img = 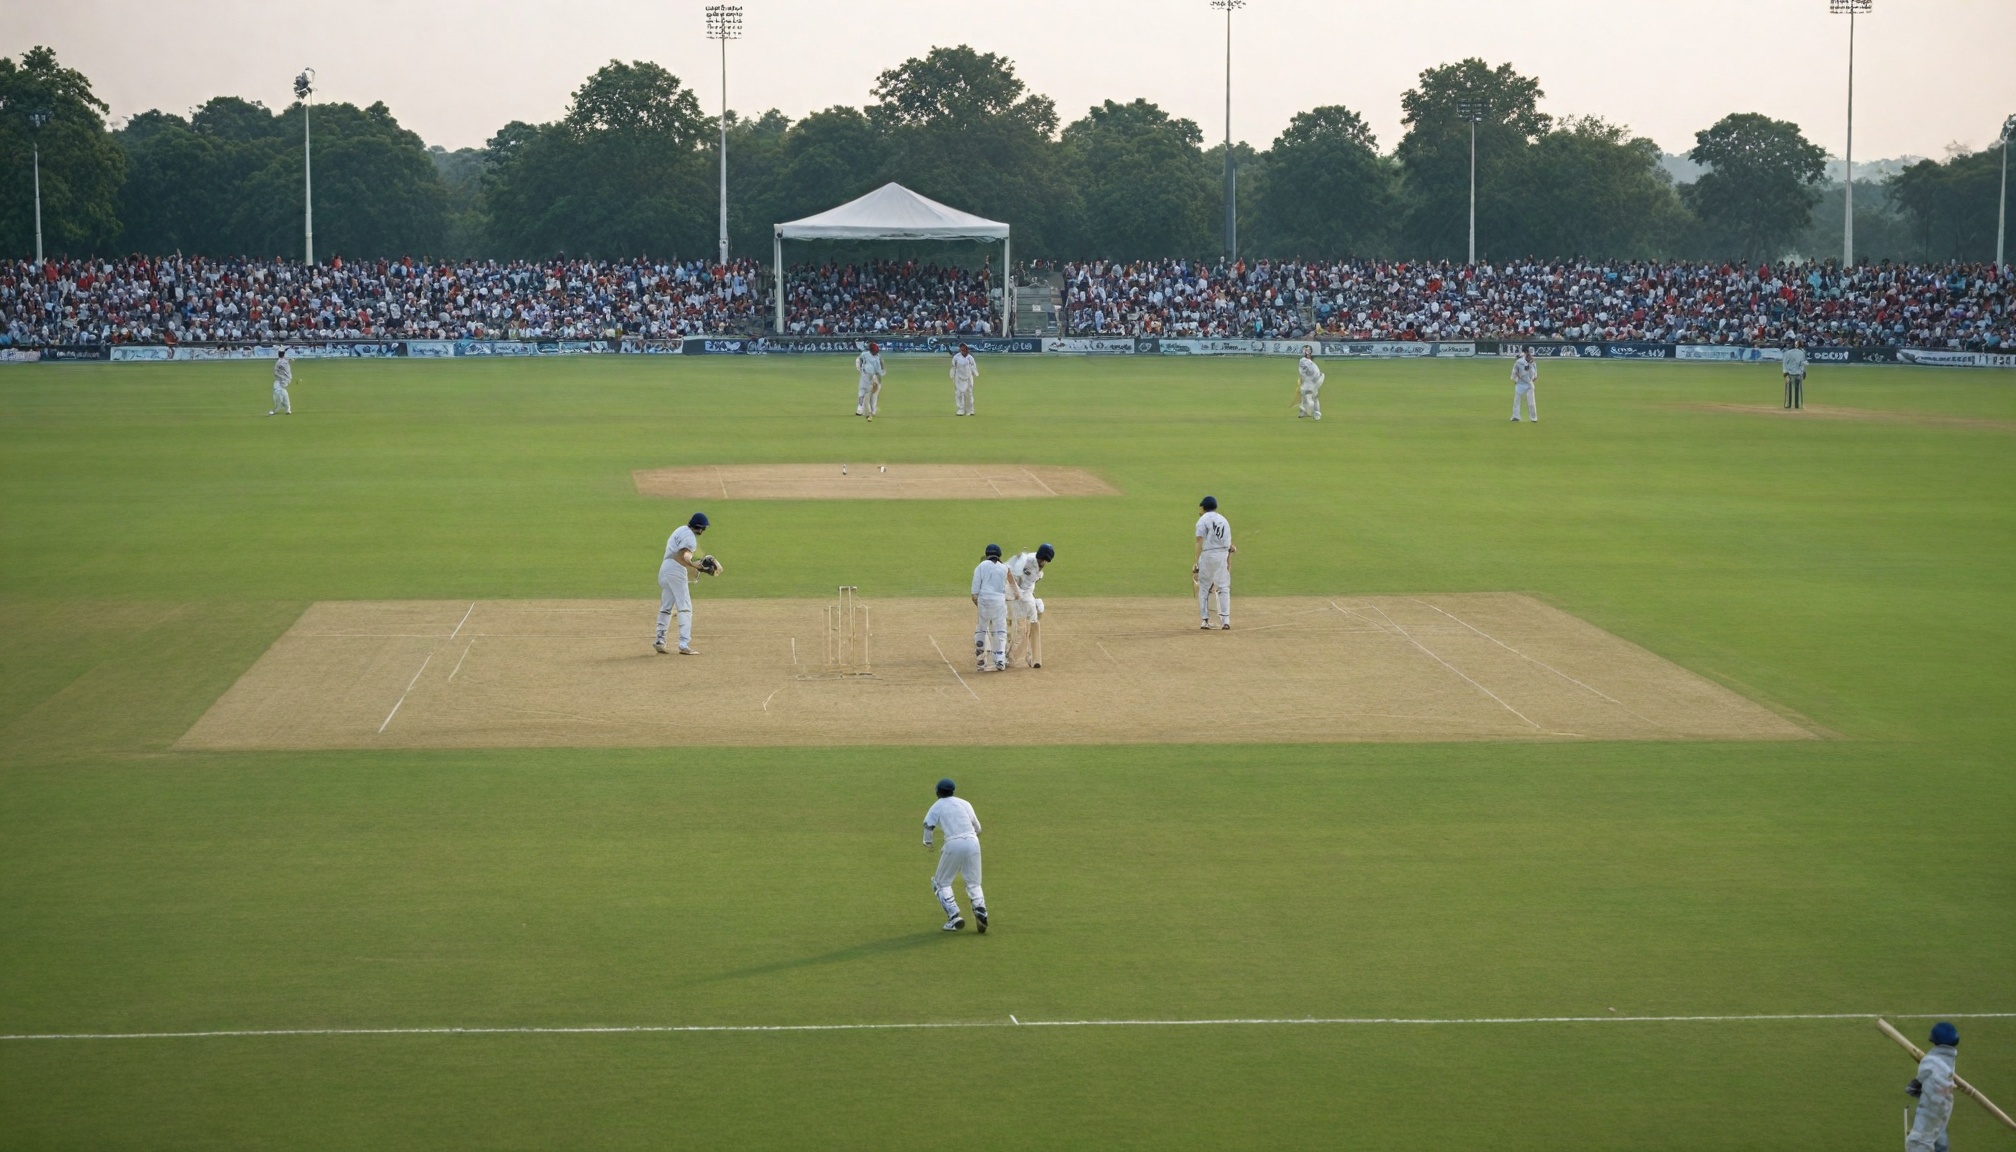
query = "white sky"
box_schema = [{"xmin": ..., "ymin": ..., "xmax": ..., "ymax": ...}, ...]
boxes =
[{"xmin": 11, "ymin": 0, "xmax": 2014, "ymax": 162}]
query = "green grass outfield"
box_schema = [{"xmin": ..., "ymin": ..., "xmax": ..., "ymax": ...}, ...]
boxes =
[{"xmin": 1, "ymin": 353, "xmax": 2011, "ymax": 1150}]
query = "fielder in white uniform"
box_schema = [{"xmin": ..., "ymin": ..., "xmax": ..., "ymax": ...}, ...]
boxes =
[
  {"xmin": 268, "ymin": 348, "xmax": 293, "ymax": 415},
  {"xmin": 922, "ymin": 778, "xmax": 985, "ymax": 932},
  {"xmin": 1295, "ymin": 346, "xmax": 1324, "ymax": 420},
  {"xmin": 1194, "ymin": 496, "xmax": 1234, "ymax": 629},
  {"xmin": 1005, "ymin": 543, "xmax": 1054, "ymax": 668},
  {"xmin": 1905, "ymin": 1022, "xmax": 1959, "ymax": 1152},
  {"xmin": 654, "ymin": 512, "xmax": 716, "ymax": 655},
  {"xmin": 1511, "ymin": 349, "xmax": 1538, "ymax": 422},
  {"xmin": 972, "ymin": 543, "xmax": 1010, "ymax": 671},
  {"xmin": 949, "ymin": 344, "xmax": 979, "ymax": 415},
  {"xmin": 855, "ymin": 342, "xmax": 886, "ymax": 420}
]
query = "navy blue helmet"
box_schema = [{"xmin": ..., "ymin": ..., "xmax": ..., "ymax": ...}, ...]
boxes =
[
  {"xmin": 1931, "ymin": 1022, "xmax": 1959, "ymax": 1047},
  {"xmin": 936, "ymin": 778, "xmax": 956, "ymax": 797},
  {"xmin": 688, "ymin": 512, "xmax": 710, "ymax": 530},
  {"xmin": 1199, "ymin": 495, "xmax": 1218, "ymax": 511},
  {"xmin": 1036, "ymin": 543, "xmax": 1055, "ymax": 563},
  {"xmin": 985, "ymin": 544, "xmax": 1002, "ymax": 559}
]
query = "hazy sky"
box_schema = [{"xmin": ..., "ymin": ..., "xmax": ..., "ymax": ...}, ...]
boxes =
[{"xmin": 11, "ymin": 0, "xmax": 2015, "ymax": 162}]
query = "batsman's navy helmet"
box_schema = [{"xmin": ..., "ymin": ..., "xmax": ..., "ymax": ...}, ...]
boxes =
[
  {"xmin": 688, "ymin": 512, "xmax": 710, "ymax": 529},
  {"xmin": 985, "ymin": 543, "xmax": 1002, "ymax": 558},
  {"xmin": 1200, "ymin": 495, "xmax": 1218, "ymax": 511},
  {"xmin": 1931, "ymin": 1022, "xmax": 1960, "ymax": 1046},
  {"xmin": 936, "ymin": 778, "xmax": 956, "ymax": 797},
  {"xmin": 1036, "ymin": 543, "xmax": 1055, "ymax": 562}
]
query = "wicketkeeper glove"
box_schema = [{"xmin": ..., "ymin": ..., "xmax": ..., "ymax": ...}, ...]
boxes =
[
  {"xmin": 698, "ymin": 554, "xmax": 721, "ymax": 575},
  {"xmin": 1906, "ymin": 1078, "xmax": 1923, "ymax": 1098}
]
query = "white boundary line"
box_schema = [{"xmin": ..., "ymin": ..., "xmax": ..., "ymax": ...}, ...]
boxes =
[{"xmin": 6, "ymin": 1012, "xmax": 2010, "ymax": 1042}]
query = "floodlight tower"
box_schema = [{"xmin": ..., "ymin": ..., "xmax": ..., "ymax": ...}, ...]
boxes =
[
  {"xmin": 1998, "ymin": 114, "xmax": 2015, "ymax": 273},
  {"xmin": 1211, "ymin": 0, "xmax": 1244, "ymax": 262},
  {"xmin": 295, "ymin": 68, "xmax": 315, "ymax": 265},
  {"xmin": 705, "ymin": 5, "xmax": 742, "ymax": 266},
  {"xmin": 27, "ymin": 107, "xmax": 51, "ymax": 267},
  {"xmin": 1830, "ymin": 0, "xmax": 1871, "ymax": 268},
  {"xmin": 1456, "ymin": 96, "xmax": 1489, "ymax": 266}
]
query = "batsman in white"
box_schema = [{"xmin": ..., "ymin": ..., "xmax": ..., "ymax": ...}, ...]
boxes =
[
  {"xmin": 654, "ymin": 511, "xmax": 720, "ymax": 655},
  {"xmin": 1295, "ymin": 345, "xmax": 1324, "ymax": 420},
  {"xmin": 922, "ymin": 777, "xmax": 986, "ymax": 932},
  {"xmin": 1511, "ymin": 349, "xmax": 1538, "ymax": 422},
  {"xmin": 855, "ymin": 341, "xmax": 886, "ymax": 421},
  {"xmin": 1005, "ymin": 543, "xmax": 1055, "ymax": 668},
  {"xmin": 1904, "ymin": 1022, "xmax": 1959, "ymax": 1152},
  {"xmin": 267, "ymin": 347, "xmax": 293, "ymax": 415},
  {"xmin": 949, "ymin": 342, "xmax": 979, "ymax": 415},
  {"xmin": 1193, "ymin": 495, "xmax": 1235, "ymax": 630},
  {"xmin": 971, "ymin": 543, "xmax": 1010, "ymax": 672}
]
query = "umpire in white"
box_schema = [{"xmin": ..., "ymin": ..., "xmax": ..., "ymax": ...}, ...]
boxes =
[
  {"xmin": 1782, "ymin": 341, "xmax": 1807, "ymax": 410},
  {"xmin": 923, "ymin": 777, "xmax": 986, "ymax": 932}
]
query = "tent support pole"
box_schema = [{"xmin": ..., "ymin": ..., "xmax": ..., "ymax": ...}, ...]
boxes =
[
  {"xmin": 773, "ymin": 231, "xmax": 784, "ymax": 334},
  {"xmin": 1002, "ymin": 234, "xmax": 1012, "ymax": 337}
]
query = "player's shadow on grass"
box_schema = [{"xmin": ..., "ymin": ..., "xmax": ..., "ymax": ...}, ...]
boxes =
[{"xmin": 689, "ymin": 932, "xmax": 946, "ymax": 986}]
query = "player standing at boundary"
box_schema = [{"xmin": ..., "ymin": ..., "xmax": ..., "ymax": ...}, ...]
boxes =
[
  {"xmin": 1006, "ymin": 543, "xmax": 1054, "ymax": 668},
  {"xmin": 1295, "ymin": 346, "xmax": 1324, "ymax": 419},
  {"xmin": 1194, "ymin": 496, "xmax": 1234, "ymax": 630},
  {"xmin": 950, "ymin": 343, "xmax": 979, "ymax": 416},
  {"xmin": 855, "ymin": 341, "xmax": 886, "ymax": 421},
  {"xmin": 268, "ymin": 347, "xmax": 293, "ymax": 415},
  {"xmin": 972, "ymin": 543, "xmax": 1010, "ymax": 671},
  {"xmin": 1904, "ymin": 1022, "xmax": 1959, "ymax": 1152},
  {"xmin": 923, "ymin": 777, "xmax": 986, "ymax": 933},
  {"xmin": 654, "ymin": 512, "xmax": 718, "ymax": 655},
  {"xmin": 1511, "ymin": 349, "xmax": 1538, "ymax": 422},
  {"xmin": 1782, "ymin": 341, "xmax": 1807, "ymax": 410}
]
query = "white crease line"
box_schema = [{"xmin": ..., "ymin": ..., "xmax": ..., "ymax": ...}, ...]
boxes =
[
  {"xmin": 1409, "ymin": 599, "xmax": 1666, "ymax": 729},
  {"xmin": 1346, "ymin": 602, "xmax": 1543, "ymax": 732},
  {"xmin": 762, "ymin": 689, "xmax": 780, "ymax": 712},
  {"xmin": 7, "ymin": 1012, "xmax": 2010, "ymax": 1042},
  {"xmin": 376, "ymin": 651, "xmax": 436, "ymax": 734},
  {"xmin": 447, "ymin": 638, "xmax": 477, "ymax": 682},
  {"xmin": 1095, "ymin": 642, "xmax": 1121, "ymax": 665},
  {"xmin": 926, "ymin": 634, "xmax": 982, "ymax": 702},
  {"xmin": 447, "ymin": 601, "xmax": 477, "ymax": 639}
]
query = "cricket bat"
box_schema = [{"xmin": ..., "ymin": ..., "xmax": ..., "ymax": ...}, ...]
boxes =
[{"xmin": 1876, "ymin": 1018, "xmax": 2016, "ymax": 1130}]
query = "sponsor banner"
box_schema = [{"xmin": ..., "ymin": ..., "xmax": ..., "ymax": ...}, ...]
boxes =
[
  {"xmin": 1319, "ymin": 341, "xmax": 1435, "ymax": 358},
  {"xmin": 684, "ymin": 337, "xmax": 752, "ymax": 355},
  {"xmin": 288, "ymin": 342, "xmax": 403, "ymax": 359},
  {"xmin": 1601, "ymin": 342, "xmax": 1672, "ymax": 360},
  {"xmin": 619, "ymin": 338, "xmax": 686, "ymax": 355},
  {"xmin": 1849, "ymin": 346, "xmax": 1900, "ymax": 364},
  {"xmin": 1434, "ymin": 342, "xmax": 1477, "ymax": 358},
  {"xmin": 40, "ymin": 346, "xmax": 109, "ymax": 362},
  {"xmin": 0, "ymin": 349, "xmax": 42, "ymax": 363},
  {"xmin": 109, "ymin": 345, "xmax": 175, "ymax": 362},
  {"xmin": 1676, "ymin": 344, "xmax": 1784, "ymax": 362},
  {"xmin": 1159, "ymin": 338, "xmax": 1267, "ymax": 355},
  {"xmin": 1898, "ymin": 347, "xmax": 2016, "ymax": 369},
  {"xmin": 457, "ymin": 340, "xmax": 540, "ymax": 357},
  {"xmin": 1803, "ymin": 346, "xmax": 1854, "ymax": 364},
  {"xmin": 1043, "ymin": 337, "xmax": 1137, "ymax": 355},
  {"xmin": 750, "ymin": 336, "xmax": 1039, "ymax": 355},
  {"xmin": 406, "ymin": 340, "xmax": 456, "ymax": 358}
]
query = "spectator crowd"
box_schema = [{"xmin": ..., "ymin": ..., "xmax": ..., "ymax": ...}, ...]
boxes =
[
  {"xmin": 1061, "ymin": 258, "xmax": 2015, "ymax": 349},
  {"xmin": 3, "ymin": 253, "xmax": 2010, "ymax": 351}
]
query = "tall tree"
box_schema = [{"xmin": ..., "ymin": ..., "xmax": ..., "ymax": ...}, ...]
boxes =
[
  {"xmin": 1060, "ymin": 99, "xmax": 1214, "ymax": 259},
  {"xmin": 724, "ymin": 109, "xmax": 791, "ymax": 258},
  {"xmin": 1681, "ymin": 112, "xmax": 1826, "ymax": 261},
  {"xmin": 1888, "ymin": 145, "xmax": 2005, "ymax": 261},
  {"xmin": 1496, "ymin": 118, "xmax": 1686, "ymax": 259},
  {"xmin": 1396, "ymin": 58, "xmax": 1550, "ymax": 260},
  {"xmin": 484, "ymin": 60, "xmax": 712, "ymax": 258},
  {"xmin": 1249, "ymin": 104, "xmax": 1395, "ymax": 258},
  {"xmin": 0, "ymin": 46, "xmax": 125, "ymax": 256}
]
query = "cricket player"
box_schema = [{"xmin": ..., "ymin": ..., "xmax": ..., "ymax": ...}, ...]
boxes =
[
  {"xmin": 950, "ymin": 343, "xmax": 979, "ymax": 415},
  {"xmin": 654, "ymin": 512, "xmax": 719, "ymax": 655},
  {"xmin": 1194, "ymin": 496, "xmax": 1234, "ymax": 629},
  {"xmin": 268, "ymin": 347, "xmax": 293, "ymax": 415},
  {"xmin": 1905, "ymin": 1022, "xmax": 1959, "ymax": 1152},
  {"xmin": 972, "ymin": 543, "xmax": 1010, "ymax": 671},
  {"xmin": 1511, "ymin": 349, "xmax": 1538, "ymax": 422},
  {"xmin": 1005, "ymin": 543, "xmax": 1055, "ymax": 668},
  {"xmin": 1295, "ymin": 346, "xmax": 1324, "ymax": 419},
  {"xmin": 922, "ymin": 777, "xmax": 986, "ymax": 932},
  {"xmin": 1782, "ymin": 341, "xmax": 1807, "ymax": 410},
  {"xmin": 855, "ymin": 341, "xmax": 886, "ymax": 421}
]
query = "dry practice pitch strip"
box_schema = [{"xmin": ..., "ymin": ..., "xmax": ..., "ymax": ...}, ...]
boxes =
[
  {"xmin": 177, "ymin": 593, "xmax": 1813, "ymax": 750},
  {"xmin": 631, "ymin": 463, "xmax": 1119, "ymax": 500}
]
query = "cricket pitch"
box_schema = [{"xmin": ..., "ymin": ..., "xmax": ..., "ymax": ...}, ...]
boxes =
[
  {"xmin": 177, "ymin": 594, "xmax": 1814, "ymax": 750},
  {"xmin": 632, "ymin": 463, "xmax": 1119, "ymax": 500}
]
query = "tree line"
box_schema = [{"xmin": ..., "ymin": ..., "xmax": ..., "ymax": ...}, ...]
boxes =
[{"xmin": 2, "ymin": 44, "xmax": 2007, "ymax": 265}]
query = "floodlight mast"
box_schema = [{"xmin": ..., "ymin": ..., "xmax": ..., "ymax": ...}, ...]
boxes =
[
  {"xmin": 27, "ymin": 107, "xmax": 51, "ymax": 267},
  {"xmin": 1212, "ymin": 0, "xmax": 1244, "ymax": 262},
  {"xmin": 1456, "ymin": 96, "xmax": 1489, "ymax": 266},
  {"xmin": 295, "ymin": 69, "xmax": 315, "ymax": 266},
  {"xmin": 705, "ymin": 5, "xmax": 742, "ymax": 266},
  {"xmin": 1830, "ymin": 0, "xmax": 1871, "ymax": 268},
  {"xmin": 1998, "ymin": 114, "xmax": 2015, "ymax": 273}
]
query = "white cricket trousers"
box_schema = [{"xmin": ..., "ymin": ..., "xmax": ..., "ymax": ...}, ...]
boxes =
[
  {"xmin": 933, "ymin": 836, "xmax": 984, "ymax": 918},
  {"xmin": 1512, "ymin": 382, "xmax": 1537, "ymax": 421},
  {"xmin": 1197, "ymin": 552, "xmax": 1230, "ymax": 625},
  {"xmin": 857, "ymin": 376, "xmax": 879, "ymax": 416},
  {"xmin": 974, "ymin": 596, "xmax": 1007, "ymax": 668},
  {"xmin": 272, "ymin": 383, "xmax": 291, "ymax": 413},
  {"xmin": 1299, "ymin": 385, "xmax": 1321, "ymax": 419},
  {"xmin": 955, "ymin": 381, "xmax": 975, "ymax": 415},
  {"xmin": 656, "ymin": 563, "xmax": 692, "ymax": 649}
]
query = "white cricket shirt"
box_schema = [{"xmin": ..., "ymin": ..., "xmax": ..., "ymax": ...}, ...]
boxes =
[
  {"xmin": 1512, "ymin": 358, "xmax": 1537, "ymax": 387},
  {"xmin": 971, "ymin": 558, "xmax": 1009, "ymax": 600},
  {"xmin": 924, "ymin": 796, "xmax": 981, "ymax": 843},
  {"xmin": 664, "ymin": 525, "xmax": 698, "ymax": 567},
  {"xmin": 856, "ymin": 351, "xmax": 885, "ymax": 382},
  {"xmin": 274, "ymin": 358, "xmax": 293, "ymax": 385},
  {"xmin": 1006, "ymin": 552, "xmax": 1042, "ymax": 597},
  {"xmin": 1297, "ymin": 357, "xmax": 1324, "ymax": 390},
  {"xmin": 1196, "ymin": 511, "xmax": 1232, "ymax": 553},
  {"xmin": 950, "ymin": 352, "xmax": 979, "ymax": 386}
]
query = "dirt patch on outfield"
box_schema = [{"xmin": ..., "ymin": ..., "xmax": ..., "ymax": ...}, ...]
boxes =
[
  {"xmin": 633, "ymin": 464, "xmax": 1120, "ymax": 500},
  {"xmin": 177, "ymin": 594, "xmax": 1813, "ymax": 750},
  {"xmin": 1684, "ymin": 404, "xmax": 2016, "ymax": 432}
]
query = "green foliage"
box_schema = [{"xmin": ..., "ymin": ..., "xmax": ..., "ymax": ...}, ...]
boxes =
[
  {"xmin": 1396, "ymin": 58, "xmax": 1550, "ymax": 260},
  {"xmin": 1248, "ymin": 105, "xmax": 1396, "ymax": 258},
  {"xmin": 430, "ymin": 145, "xmax": 491, "ymax": 258},
  {"xmin": 0, "ymin": 46, "xmax": 126, "ymax": 256},
  {"xmin": 1496, "ymin": 118, "xmax": 1687, "ymax": 260},
  {"xmin": 1888, "ymin": 143, "xmax": 2009, "ymax": 261},
  {"xmin": 1682, "ymin": 112, "xmax": 1826, "ymax": 262},
  {"xmin": 1060, "ymin": 99, "xmax": 1214, "ymax": 259}
]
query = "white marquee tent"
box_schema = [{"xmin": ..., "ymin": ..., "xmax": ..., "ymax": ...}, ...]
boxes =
[{"xmin": 771, "ymin": 183, "xmax": 1012, "ymax": 336}]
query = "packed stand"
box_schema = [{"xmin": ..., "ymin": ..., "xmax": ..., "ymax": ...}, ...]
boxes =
[
  {"xmin": 1060, "ymin": 258, "xmax": 2015, "ymax": 349},
  {"xmin": 0, "ymin": 256, "xmax": 768, "ymax": 347},
  {"xmin": 780, "ymin": 260, "xmax": 999, "ymax": 337}
]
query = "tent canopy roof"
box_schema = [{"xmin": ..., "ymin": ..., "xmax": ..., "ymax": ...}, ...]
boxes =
[{"xmin": 775, "ymin": 182, "xmax": 1009, "ymax": 242}]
